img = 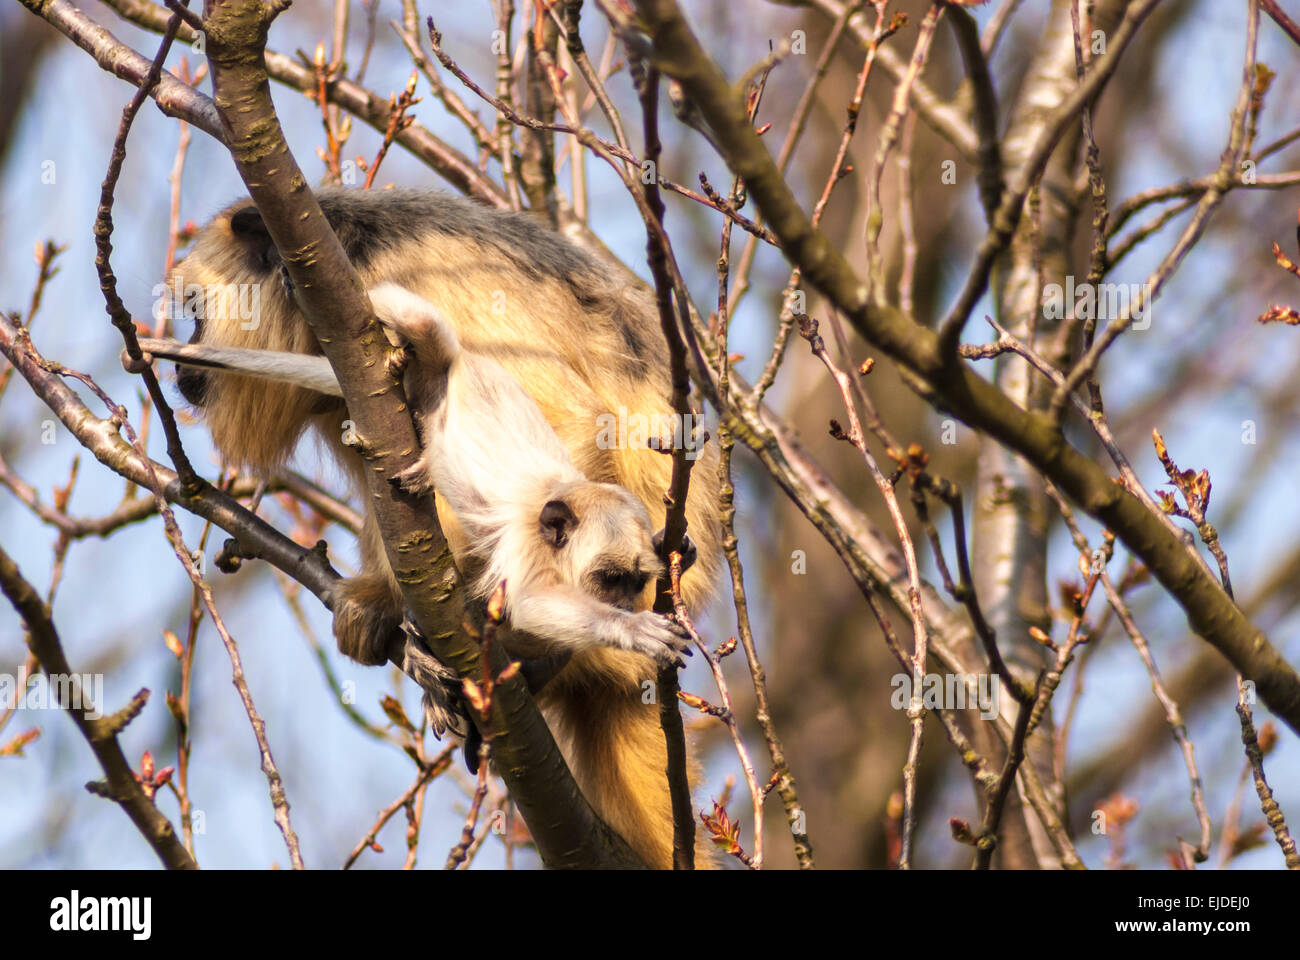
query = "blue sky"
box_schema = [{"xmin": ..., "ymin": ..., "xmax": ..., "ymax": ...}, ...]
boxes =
[{"xmin": 1, "ymin": 0, "xmax": 1298, "ymax": 869}]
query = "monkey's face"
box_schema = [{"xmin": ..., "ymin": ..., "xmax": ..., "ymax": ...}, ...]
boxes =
[
  {"xmin": 162, "ymin": 201, "xmax": 343, "ymax": 471},
  {"xmin": 538, "ymin": 482, "xmax": 662, "ymax": 612}
]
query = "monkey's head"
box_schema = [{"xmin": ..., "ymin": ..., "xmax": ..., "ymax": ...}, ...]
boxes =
[
  {"xmin": 163, "ymin": 200, "xmax": 341, "ymax": 472},
  {"xmin": 164, "ymin": 191, "xmax": 432, "ymax": 472},
  {"xmin": 537, "ymin": 481, "xmax": 662, "ymax": 612}
]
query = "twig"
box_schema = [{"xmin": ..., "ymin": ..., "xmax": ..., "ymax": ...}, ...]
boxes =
[
  {"xmin": 1235, "ymin": 679, "xmax": 1300, "ymax": 868},
  {"xmin": 896, "ymin": 111, "xmax": 918, "ymax": 317},
  {"xmin": 1262, "ymin": 0, "xmax": 1300, "ymax": 48},
  {"xmin": 807, "ymin": 0, "xmax": 980, "ymax": 158},
  {"xmin": 947, "ymin": 5, "xmax": 1003, "ymax": 222},
  {"xmin": 1052, "ymin": 2, "xmax": 1265, "ymax": 420},
  {"xmin": 343, "ymin": 746, "xmax": 454, "ymax": 868},
  {"xmin": 98, "ymin": 0, "xmax": 507, "ymax": 204},
  {"xmin": 798, "ymin": 313, "xmax": 929, "ymax": 869},
  {"xmin": 0, "ymin": 240, "xmax": 65, "ymax": 399},
  {"xmin": 711, "ymin": 83, "xmax": 814, "ymax": 870},
  {"xmin": 363, "ymin": 69, "xmax": 420, "ymax": 189},
  {"xmin": 728, "ymin": 0, "xmax": 861, "ymax": 311},
  {"xmin": 982, "ymin": 0, "xmax": 1026, "ymax": 56},
  {"xmin": 356, "ymin": 0, "xmax": 381, "ymax": 84},
  {"xmin": 636, "ymin": 60, "xmax": 699, "ymax": 871},
  {"xmin": 936, "ymin": 0, "xmax": 1162, "ymax": 350},
  {"xmin": 866, "ymin": 3, "xmax": 944, "ymax": 296},
  {"xmin": 427, "ymin": 18, "xmax": 775, "ymax": 236},
  {"xmin": 669, "ymin": 556, "xmax": 763, "ymax": 869},
  {"xmin": 0, "ymin": 545, "xmax": 196, "ymax": 869},
  {"xmin": 93, "ymin": 1, "xmax": 198, "ymax": 486},
  {"xmin": 391, "ymin": 15, "xmax": 497, "ymax": 154},
  {"xmin": 751, "ymin": 4, "xmax": 897, "ymax": 405},
  {"xmin": 558, "ymin": 0, "xmax": 634, "ymax": 176},
  {"xmin": 445, "ymin": 586, "xmax": 508, "ymax": 869},
  {"xmin": 1069, "ymin": 0, "xmax": 1110, "ymax": 415},
  {"xmin": 1047, "ymin": 482, "xmax": 1212, "ymax": 863},
  {"xmin": 1150, "ymin": 429, "xmax": 1233, "ymax": 599}
]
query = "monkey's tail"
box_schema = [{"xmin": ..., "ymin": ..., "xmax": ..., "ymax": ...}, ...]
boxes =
[
  {"xmin": 136, "ymin": 338, "xmax": 343, "ymax": 398},
  {"xmin": 540, "ymin": 649, "xmax": 716, "ymax": 869}
]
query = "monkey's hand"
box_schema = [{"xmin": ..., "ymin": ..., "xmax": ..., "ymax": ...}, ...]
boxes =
[
  {"xmin": 614, "ymin": 611, "xmax": 694, "ymax": 670},
  {"xmin": 510, "ymin": 588, "xmax": 694, "ymax": 669},
  {"xmin": 333, "ymin": 573, "xmax": 405, "ymax": 666},
  {"xmin": 652, "ymin": 529, "xmax": 698, "ymax": 574}
]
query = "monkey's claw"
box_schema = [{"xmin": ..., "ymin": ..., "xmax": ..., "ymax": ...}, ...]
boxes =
[
  {"xmin": 623, "ymin": 611, "xmax": 694, "ymax": 669},
  {"xmin": 398, "ymin": 617, "xmax": 468, "ymax": 739},
  {"xmin": 393, "ymin": 456, "xmax": 435, "ymax": 497}
]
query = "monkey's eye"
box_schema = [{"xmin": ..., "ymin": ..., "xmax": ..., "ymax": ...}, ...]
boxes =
[
  {"xmin": 598, "ymin": 570, "xmax": 625, "ymax": 589},
  {"xmin": 631, "ymin": 573, "xmax": 650, "ymax": 593}
]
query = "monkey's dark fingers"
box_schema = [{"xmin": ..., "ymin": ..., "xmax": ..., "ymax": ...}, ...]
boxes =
[
  {"xmin": 651, "ymin": 528, "xmax": 698, "ymax": 573},
  {"xmin": 392, "ymin": 456, "xmax": 435, "ymax": 498},
  {"xmin": 463, "ymin": 721, "xmax": 483, "ymax": 774},
  {"xmin": 666, "ymin": 618, "xmax": 694, "ymax": 646},
  {"xmin": 622, "ymin": 611, "xmax": 693, "ymax": 669},
  {"xmin": 421, "ymin": 690, "xmax": 465, "ymax": 740},
  {"xmin": 646, "ymin": 642, "xmax": 688, "ymax": 670},
  {"xmin": 678, "ymin": 534, "xmax": 698, "ymax": 573},
  {"xmin": 399, "ymin": 617, "xmax": 459, "ymax": 681}
]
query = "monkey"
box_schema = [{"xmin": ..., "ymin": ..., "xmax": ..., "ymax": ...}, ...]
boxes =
[
  {"xmin": 151, "ymin": 282, "xmax": 697, "ymax": 667},
  {"xmin": 157, "ymin": 188, "xmax": 721, "ymax": 869},
  {"xmin": 371, "ymin": 282, "xmax": 697, "ymax": 668}
]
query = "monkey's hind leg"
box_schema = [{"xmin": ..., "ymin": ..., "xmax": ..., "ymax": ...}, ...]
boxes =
[{"xmin": 366, "ymin": 282, "xmax": 461, "ymax": 372}]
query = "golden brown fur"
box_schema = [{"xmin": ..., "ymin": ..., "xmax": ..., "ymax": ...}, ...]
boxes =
[{"xmin": 165, "ymin": 189, "xmax": 720, "ymax": 868}]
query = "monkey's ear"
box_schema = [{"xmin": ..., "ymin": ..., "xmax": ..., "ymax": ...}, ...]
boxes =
[
  {"xmin": 229, "ymin": 206, "xmax": 271, "ymax": 240},
  {"xmin": 539, "ymin": 500, "xmax": 577, "ymax": 548},
  {"xmin": 229, "ymin": 206, "xmax": 279, "ymax": 271}
]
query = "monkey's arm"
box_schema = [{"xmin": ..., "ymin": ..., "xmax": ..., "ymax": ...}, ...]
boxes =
[{"xmin": 508, "ymin": 584, "xmax": 693, "ymax": 669}]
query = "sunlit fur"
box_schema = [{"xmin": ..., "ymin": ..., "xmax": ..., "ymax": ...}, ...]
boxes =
[
  {"xmin": 370, "ymin": 282, "xmax": 691, "ymax": 668},
  {"xmin": 165, "ymin": 189, "xmax": 720, "ymax": 868}
]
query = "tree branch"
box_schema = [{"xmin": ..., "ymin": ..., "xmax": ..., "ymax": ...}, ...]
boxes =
[{"xmin": 627, "ymin": 0, "xmax": 1300, "ymax": 737}]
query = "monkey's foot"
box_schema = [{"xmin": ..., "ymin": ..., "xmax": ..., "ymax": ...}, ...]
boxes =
[
  {"xmin": 333, "ymin": 574, "xmax": 405, "ymax": 666},
  {"xmin": 392, "ymin": 455, "xmax": 435, "ymax": 497},
  {"xmin": 398, "ymin": 617, "xmax": 469, "ymax": 739}
]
